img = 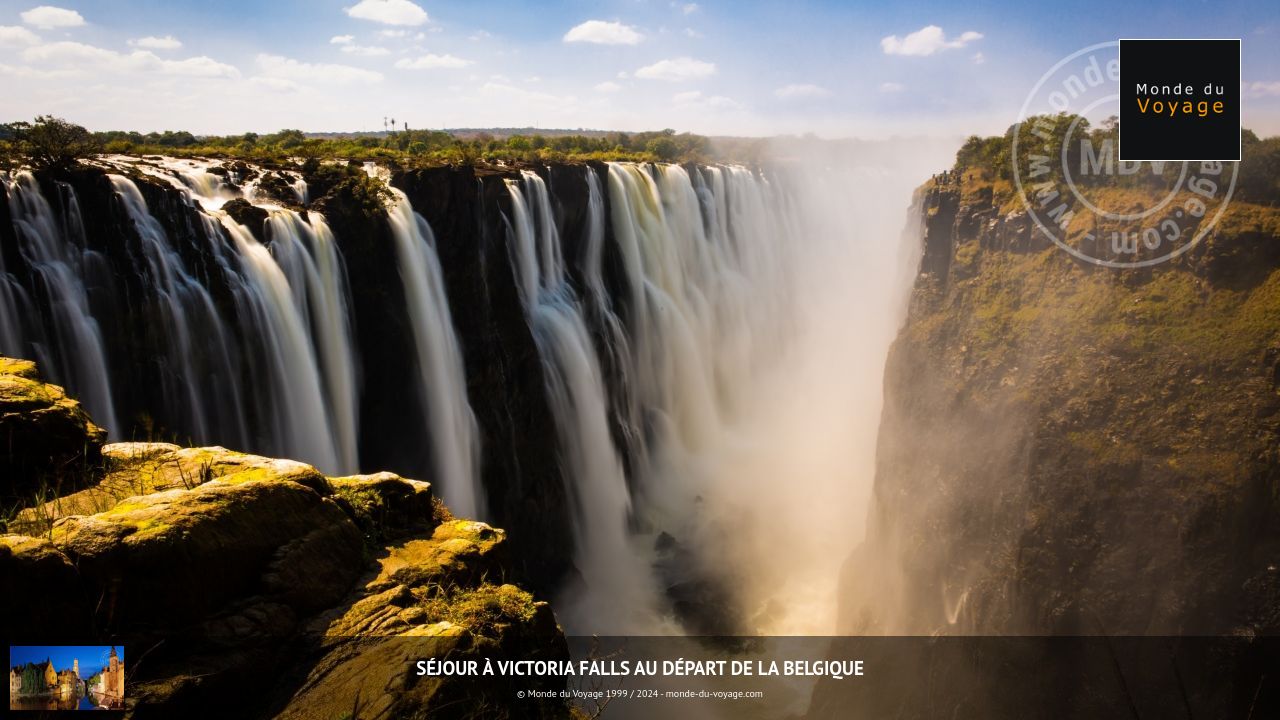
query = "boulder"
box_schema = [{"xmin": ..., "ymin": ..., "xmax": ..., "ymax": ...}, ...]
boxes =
[
  {"xmin": 53, "ymin": 472, "xmax": 362, "ymax": 634},
  {"xmin": 10, "ymin": 442, "xmax": 329, "ymax": 535},
  {"xmin": 329, "ymin": 471, "xmax": 437, "ymax": 540},
  {"xmin": 0, "ymin": 357, "xmax": 106, "ymax": 507},
  {"xmin": 221, "ymin": 198, "xmax": 268, "ymax": 242},
  {"xmin": 270, "ymin": 518, "xmax": 567, "ymax": 720}
]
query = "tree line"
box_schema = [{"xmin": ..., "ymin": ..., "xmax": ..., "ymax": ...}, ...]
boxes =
[
  {"xmin": 952, "ymin": 113, "xmax": 1279, "ymax": 206},
  {"xmin": 0, "ymin": 116, "xmax": 720, "ymax": 170}
]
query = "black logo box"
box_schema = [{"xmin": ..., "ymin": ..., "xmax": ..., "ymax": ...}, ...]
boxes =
[{"xmin": 1119, "ymin": 39, "xmax": 1241, "ymax": 162}]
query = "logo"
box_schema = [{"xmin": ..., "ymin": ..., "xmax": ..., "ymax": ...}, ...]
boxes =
[{"xmin": 1012, "ymin": 41, "xmax": 1238, "ymax": 268}]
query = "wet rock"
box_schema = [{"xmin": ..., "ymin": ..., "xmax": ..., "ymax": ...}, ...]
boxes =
[{"xmin": 221, "ymin": 198, "xmax": 268, "ymax": 242}]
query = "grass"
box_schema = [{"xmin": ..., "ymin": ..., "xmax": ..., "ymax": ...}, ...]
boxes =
[{"xmin": 419, "ymin": 582, "xmax": 539, "ymax": 639}]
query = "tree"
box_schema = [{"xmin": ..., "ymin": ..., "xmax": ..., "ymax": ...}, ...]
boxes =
[
  {"xmin": 13, "ymin": 116, "xmax": 101, "ymax": 170},
  {"xmin": 646, "ymin": 136, "xmax": 679, "ymax": 161}
]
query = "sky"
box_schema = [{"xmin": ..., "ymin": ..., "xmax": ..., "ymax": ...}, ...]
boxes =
[
  {"xmin": 0, "ymin": 0, "xmax": 1278, "ymax": 138},
  {"xmin": 10, "ymin": 645, "xmax": 122, "ymax": 677}
]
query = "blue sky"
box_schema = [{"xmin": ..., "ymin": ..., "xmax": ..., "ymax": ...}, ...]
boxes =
[
  {"xmin": 0, "ymin": 0, "xmax": 1277, "ymax": 137},
  {"xmin": 10, "ymin": 645, "xmax": 122, "ymax": 677}
]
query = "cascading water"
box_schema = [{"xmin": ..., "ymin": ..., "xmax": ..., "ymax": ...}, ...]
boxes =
[
  {"xmin": 601, "ymin": 156, "xmax": 936, "ymax": 635},
  {"xmin": 266, "ymin": 211, "xmax": 360, "ymax": 473},
  {"xmin": 3, "ymin": 148, "xmax": 947, "ymax": 640},
  {"xmin": 2, "ymin": 171, "xmax": 119, "ymax": 433},
  {"xmin": 216, "ymin": 216, "xmax": 346, "ymax": 474},
  {"xmin": 385, "ymin": 188, "xmax": 482, "ymax": 519},
  {"xmin": 505, "ymin": 170, "xmax": 664, "ymax": 633},
  {"xmin": 152, "ymin": 165, "xmax": 361, "ymax": 475},
  {"xmin": 109, "ymin": 174, "xmax": 243, "ymax": 445}
]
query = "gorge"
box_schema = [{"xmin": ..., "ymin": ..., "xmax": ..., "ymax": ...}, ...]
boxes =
[{"xmin": 6, "ymin": 130, "xmax": 1277, "ymax": 718}]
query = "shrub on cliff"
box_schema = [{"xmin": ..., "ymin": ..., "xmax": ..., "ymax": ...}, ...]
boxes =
[
  {"xmin": 7, "ymin": 116, "xmax": 102, "ymax": 170},
  {"xmin": 305, "ymin": 163, "xmax": 393, "ymax": 217}
]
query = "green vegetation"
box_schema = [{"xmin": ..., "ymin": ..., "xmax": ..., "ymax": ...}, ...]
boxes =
[
  {"xmin": 419, "ymin": 582, "xmax": 539, "ymax": 637},
  {"xmin": 1, "ymin": 116, "xmax": 102, "ymax": 170},
  {"xmin": 950, "ymin": 114, "xmax": 1280, "ymax": 207},
  {"xmin": 0, "ymin": 115, "xmax": 720, "ymax": 169}
]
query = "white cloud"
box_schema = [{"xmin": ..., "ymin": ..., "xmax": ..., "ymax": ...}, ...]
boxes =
[
  {"xmin": 23, "ymin": 41, "xmax": 239, "ymax": 78},
  {"xmin": 0, "ymin": 25, "xmax": 40, "ymax": 46},
  {"xmin": 330, "ymin": 35, "xmax": 354, "ymax": 44},
  {"xmin": 394, "ymin": 53, "xmax": 472, "ymax": 69},
  {"xmin": 341, "ymin": 44, "xmax": 391, "ymax": 56},
  {"xmin": 256, "ymin": 53, "xmax": 382, "ymax": 84},
  {"xmin": 774, "ymin": 83, "xmax": 830, "ymax": 99},
  {"xmin": 879, "ymin": 82, "xmax": 904, "ymax": 93},
  {"xmin": 683, "ymin": 27, "xmax": 703, "ymax": 39},
  {"xmin": 594, "ymin": 80, "xmax": 621, "ymax": 93},
  {"xmin": 159, "ymin": 55, "xmax": 240, "ymax": 78},
  {"xmin": 971, "ymin": 51, "xmax": 985, "ymax": 65},
  {"xmin": 20, "ymin": 5, "xmax": 84, "ymax": 30},
  {"xmin": 378, "ymin": 29, "xmax": 407, "ymax": 38},
  {"xmin": 478, "ymin": 81, "xmax": 571, "ymax": 108},
  {"xmin": 345, "ymin": 0, "xmax": 429, "ymax": 26},
  {"xmin": 249, "ymin": 76, "xmax": 302, "ymax": 92},
  {"xmin": 469, "ymin": 30, "xmax": 492, "ymax": 41},
  {"xmin": 563, "ymin": 20, "xmax": 643, "ymax": 46},
  {"xmin": 1245, "ymin": 80, "xmax": 1280, "ymax": 98},
  {"xmin": 635, "ymin": 56, "xmax": 716, "ymax": 81},
  {"xmin": 22, "ymin": 40, "xmax": 114, "ymax": 65},
  {"xmin": 679, "ymin": 3, "xmax": 700, "ymax": 14},
  {"xmin": 880, "ymin": 25, "xmax": 983, "ymax": 56},
  {"xmin": 672, "ymin": 89, "xmax": 739, "ymax": 110},
  {"xmin": 128, "ymin": 35, "xmax": 182, "ymax": 50}
]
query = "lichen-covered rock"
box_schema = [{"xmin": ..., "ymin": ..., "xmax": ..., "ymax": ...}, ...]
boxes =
[
  {"xmin": 330, "ymin": 471, "xmax": 437, "ymax": 540},
  {"xmin": 0, "ymin": 356, "xmax": 106, "ymax": 507},
  {"xmin": 9, "ymin": 442, "xmax": 329, "ymax": 535},
  {"xmin": 0, "ymin": 358, "xmax": 569, "ymax": 719},
  {"xmin": 270, "ymin": 518, "xmax": 567, "ymax": 720},
  {"xmin": 54, "ymin": 474, "xmax": 362, "ymax": 634}
]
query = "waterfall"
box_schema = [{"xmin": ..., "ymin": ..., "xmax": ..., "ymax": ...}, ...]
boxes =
[
  {"xmin": 385, "ymin": 188, "xmax": 482, "ymax": 519},
  {"xmin": 2, "ymin": 172, "xmax": 119, "ymax": 433},
  {"xmin": 155, "ymin": 165, "xmax": 360, "ymax": 475},
  {"xmin": 505, "ymin": 170, "xmax": 662, "ymax": 633},
  {"xmin": 3, "ymin": 151, "xmax": 944, "ymax": 637},
  {"xmin": 266, "ymin": 211, "xmax": 360, "ymax": 474},
  {"xmin": 109, "ymin": 175, "xmax": 249, "ymax": 446},
  {"xmin": 216, "ymin": 217, "xmax": 344, "ymax": 474}
]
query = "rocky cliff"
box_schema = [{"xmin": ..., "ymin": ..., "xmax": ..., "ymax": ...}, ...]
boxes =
[
  {"xmin": 1, "ymin": 357, "xmax": 570, "ymax": 719},
  {"xmin": 848, "ymin": 174, "xmax": 1280, "ymax": 637},
  {"xmin": 812, "ymin": 154, "xmax": 1280, "ymax": 717}
]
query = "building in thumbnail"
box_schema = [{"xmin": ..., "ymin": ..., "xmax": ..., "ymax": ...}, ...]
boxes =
[
  {"xmin": 57, "ymin": 658, "xmax": 80, "ymax": 695},
  {"xmin": 96, "ymin": 647, "xmax": 124, "ymax": 703}
]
